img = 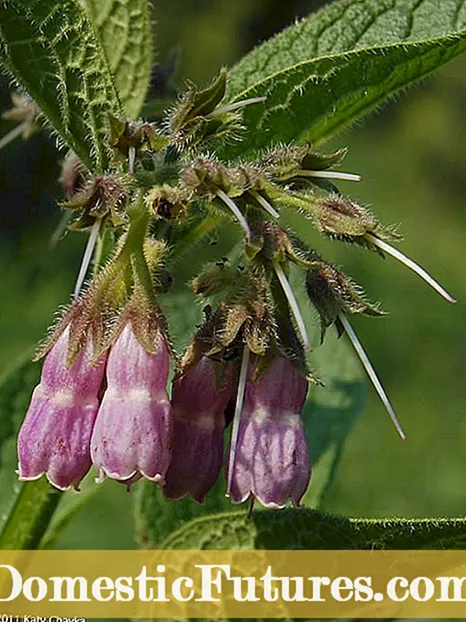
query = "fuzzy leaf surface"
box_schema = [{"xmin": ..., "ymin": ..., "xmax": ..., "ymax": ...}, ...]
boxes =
[
  {"xmin": 83, "ymin": 0, "xmax": 152, "ymax": 119},
  {"xmin": 227, "ymin": 0, "xmax": 466, "ymax": 95},
  {"xmin": 0, "ymin": 0, "xmax": 123, "ymax": 171},
  {"xmin": 222, "ymin": 0, "xmax": 466, "ymax": 157},
  {"xmin": 160, "ymin": 509, "xmax": 466, "ymax": 550}
]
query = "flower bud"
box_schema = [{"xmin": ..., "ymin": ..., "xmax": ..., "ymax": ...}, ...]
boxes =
[
  {"xmin": 91, "ymin": 323, "xmax": 172, "ymax": 485},
  {"xmin": 227, "ymin": 357, "xmax": 311, "ymax": 508},
  {"xmin": 17, "ymin": 327, "xmax": 106, "ymax": 490},
  {"xmin": 164, "ymin": 358, "xmax": 232, "ymax": 502},
  {"xmin": 306, "ymin": 260, "xmax": 384, "ymax": 340}
]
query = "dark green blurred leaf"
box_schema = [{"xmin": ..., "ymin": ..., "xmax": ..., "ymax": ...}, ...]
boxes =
[
  {"xmin": 303, "ymin": 332, "xmax": 367, "ymax": 508},
  {"xmin": 40, "ymin": 483, "xmax": 99, "ymax": 549},
  {"xmin": 136, "ymin": 478, "xmax": 232, "ymax": 549},
  {"xmin": 0, "ymin": 0, "xmax": 123, "ymax": 171},
  {"xmin": 160, "ymin": 508, "xmax": 466, "ymax": 550},
  {"xmin": 222, "ymin": 0, "xmax": 466, "ymax": 157},
  {"xmin": 83, "ymin": 0, "xmax": 153, "ymax": 119}
]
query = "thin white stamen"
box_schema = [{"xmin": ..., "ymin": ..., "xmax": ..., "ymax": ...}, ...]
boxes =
[
  {"xmin": 299, "ymin": 170, "xmax": 362, "ymax": 182},
  {"xmin": 210, "ymin": 97, "xmax": 266, "ymax": 117},
  {"xmin": 0, "ymin": 121, "xmax": 29, "ymax": 150},
  {"xmin": 339, "ymin": 313, "xmax": 406, "ymax": 440},
  {"xmin": 128, "ymin": 146, "xmax": 136, "ymax": 176},
  {"xmin": 274, "ymin": 263, "xmax": 311, "ymax": 351},
  {"xmin": 366, "ymin": 233, "xmax": 456, "ymax": 304},
  {"xmin": 73, "ymin": 220, "xmax": 101, "ymax": 299},
  {"xmin": 216, "ymin": 188, "xmax": 251, "ymax": 239},
  {"xmin": 226, "ymin": 346, "xmax": 250, "ymax": 497},
  {"xmin": 250, "ymin": 190, "xmax": 280, "ymax": 219}
]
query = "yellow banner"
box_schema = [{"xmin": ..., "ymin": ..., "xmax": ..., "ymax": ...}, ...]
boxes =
[{"xmin": 1, "ymin": 550, "xmax": 466, "ymax": 617}]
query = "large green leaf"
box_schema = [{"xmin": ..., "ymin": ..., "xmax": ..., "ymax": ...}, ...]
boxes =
[
  {"xmin": 221, "ymin": 1, "xmax": 466, "ymax": 157},
  {"xmin": 0, "ymin": 0, "xmax": 123, "ymax": 172},
  {"xmin": 227, "ymin": 0, "xmax": 466, "ymax": 96},
  {"xmin": 83, "ymin": 0, "xmax": 153, "ymax": 119},
  {"xmin": 160, "ymin": 508, "xmax": 466, "ymax": 550}
]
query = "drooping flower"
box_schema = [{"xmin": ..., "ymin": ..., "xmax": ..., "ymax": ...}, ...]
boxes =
[
  {"xmin": 164, "ymin": 357, "xmax": 232, "ymax": 502},
  {"xmin": 226, "ymin": 356, "xmax": 311, "ymax": 508},
  {"xmin": 91, "ymin": 321, "xmax": 172, "ymax": 486},
  {"xmin": 17, "ymin": 327, "xmax": 106, "ymax": 490}
]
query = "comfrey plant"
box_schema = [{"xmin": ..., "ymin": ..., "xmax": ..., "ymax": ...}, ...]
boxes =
[
  {"xmin": 16, "ymin": 71, "xmax": 455, "ymax": 506},
  {"xmin": 0, "ymin": 0, "xmax": 465, "ymax": 551}
]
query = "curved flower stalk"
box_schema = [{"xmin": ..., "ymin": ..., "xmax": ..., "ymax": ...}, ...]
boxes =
[
  {"xmin": 91, "ymin": 319, "xmax": 172, "ymax": 486},
  {"xmin": 17, "ymin": 327, "xmax": 106, "ymax": 490},
  {"xmin": 226, "ymin": 356, "xmax": 311, "ymax": 509},
  {"xmin": 164, "ymin": 357, "xmax": 233, "ymax": 502}
]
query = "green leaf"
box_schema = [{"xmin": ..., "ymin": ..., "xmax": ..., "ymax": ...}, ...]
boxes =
[
  {"xmin": 83, "ymin": 0, "xmax": 153, "ymax": 119},
  {"xmin": 0, "ymin": 479, "xmax": 62, "ymax": 550},
  {"xmin": 222, "ymin": 1, "xmax": 466, "ymax": 157},
  {"xmin": 0, "ymin": 357, "xmax": 63, "ymax": 549},
  {"xmin": 227, "ymin": 0, "xmax": 466, "ymax": 96},
  {"xmin": 136, "ymin": 478, "xmax": 232, "ymax": 549},
  {"xmin": 160, "ymin": 508, "xmax": 466, "ymax": 551},
  {"xmin": 0, "ymin": 0, "xmax": 123, "ymax": 172}
]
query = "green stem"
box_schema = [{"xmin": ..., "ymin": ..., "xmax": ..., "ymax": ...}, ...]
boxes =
[
  {"xmin": 126, "ymin": 196, "xmax": 156, "ymax": 304},
  {"xmin": 0, "ymin": 479, "xmax": 62, "ymax": 549}
]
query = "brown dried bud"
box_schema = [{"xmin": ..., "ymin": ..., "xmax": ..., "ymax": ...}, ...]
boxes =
[
  {"xmin": 306, "ymin": 261, "xmax": 384, "ymax": 340},
  {"xmin": 64, "ymin": 175, "xmax": 128, "ymax": 230},
  {"xmin": 145, "ymin": 185, "xmax": 190, "ymax": 220}
]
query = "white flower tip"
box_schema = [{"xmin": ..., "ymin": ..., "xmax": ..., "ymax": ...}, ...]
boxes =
[
  {"xmin": 339, "ymin": 313, "xmax": 406, "ymax": 441},
  {"xmin": 274, "ymin": 263, "xmax": 311, "ymax": 351},
  {"xmin": 302, "ymin": 170, "xmax": 362, "ymax": 183},
  {"xmin": 216, "ymin": 189, "xmax": 251, "ymax": 240},
  {"xmin": 366, "ymin": 233, "xmax": 456, "ymax": 304}
]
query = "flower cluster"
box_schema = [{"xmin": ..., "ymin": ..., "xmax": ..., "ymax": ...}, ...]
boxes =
[{"xmin": 16, "ymin": 69, "xmax": 455, "ymax": 509}]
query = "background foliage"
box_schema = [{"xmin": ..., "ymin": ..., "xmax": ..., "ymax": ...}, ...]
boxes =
[{"xmin": 0, "ymin": 0, "xmax": 465, "ymax": 558}]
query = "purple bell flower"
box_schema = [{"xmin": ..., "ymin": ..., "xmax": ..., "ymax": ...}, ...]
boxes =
[
  {"xmin": 164, "ymin": 358, "xmax": 232, "ymax": 502},
  {"xmin": 227, "ymin": 356, "xmax": 311, "ymax": 508},
  {"xmin": 91, "ymin": 323, "xmax": 172, "ymax": 486},
  {"xmin": 17, "ymin": 327, "xmax": 106, "ymax": 490}
]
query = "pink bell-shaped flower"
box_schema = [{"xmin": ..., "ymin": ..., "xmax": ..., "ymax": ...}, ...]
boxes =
[
  {"xmin": 164, "ymin": 358, "xmax": 232, "ymax": 502},
  {"xmin": 17, "ymin": 327, "xmax": 106, "ymax": 490},
  {"xmin": 91, "ymin": 322, "xmax": 172, "ymax": 485},
  {"xmin": 227, "ymin": 356, "xmax": 311, "ymax": 508}
]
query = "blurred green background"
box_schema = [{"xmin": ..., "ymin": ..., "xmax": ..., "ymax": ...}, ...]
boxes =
[{"xmin": 0, "ymin": 0, "xmax": 465, "ymax": 549}]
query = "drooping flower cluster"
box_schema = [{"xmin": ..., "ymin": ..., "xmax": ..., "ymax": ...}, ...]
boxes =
[{"xmin": 15, "ymin": 69, "xmax": 455, "ymax": 508}]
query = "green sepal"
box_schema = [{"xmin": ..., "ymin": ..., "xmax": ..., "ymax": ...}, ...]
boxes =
[
  {"xmin": 170, "ymin": 69, "xmax": 227, "ymax": 133},
  {"xmin": 108, "ymin": 115, "xmax": 170, "ymax": 159}
]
